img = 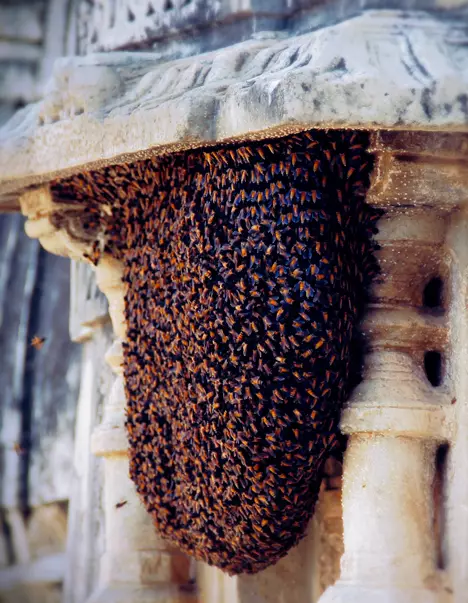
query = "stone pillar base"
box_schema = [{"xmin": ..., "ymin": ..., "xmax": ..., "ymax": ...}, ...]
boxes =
[{"xmin": 319, "ymin": 582, "xmax": 440, "ymax": 603}]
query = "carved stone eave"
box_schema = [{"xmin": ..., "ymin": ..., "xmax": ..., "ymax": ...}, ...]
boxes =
[{"xmin": 1, "ymin": 9, "xmax": 468, "ymax": 209}]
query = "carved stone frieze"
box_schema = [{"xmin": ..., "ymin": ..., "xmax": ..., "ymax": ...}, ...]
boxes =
[{"xmin": 77, "ymin": 0, "xmax": 297, "ymax": 55}]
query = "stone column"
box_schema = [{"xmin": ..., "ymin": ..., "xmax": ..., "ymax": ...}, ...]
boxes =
[
  {"xmin": 319, "ymin": 350, "xmax": 449, "ymax": 603},
  {"xmin": 318, "ymin": 155, "xmax": 458, "ymax": 602},
  {"xmin": 63, "ymin": 261, "xmax": 111, "ymax": 603},
  {"xmin": 87, "ymin": 258, "xmax": 195, "ymax": 603}
]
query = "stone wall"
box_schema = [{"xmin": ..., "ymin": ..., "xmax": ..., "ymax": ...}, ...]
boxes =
[
  {"xmin": 0, "ymin": 213, "xmax": 82, "ymax": 602},
  {"xmin": 0, "ymin": 0, "xmax": 78, "ymax": 127}
]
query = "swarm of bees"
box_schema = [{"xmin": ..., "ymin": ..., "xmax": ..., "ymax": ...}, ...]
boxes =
[{"xmin": 52, "ymin": 130, "xmax": 380, "ymax": 574}]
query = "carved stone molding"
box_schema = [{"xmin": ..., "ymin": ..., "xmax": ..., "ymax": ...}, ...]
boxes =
[
  {"xmin": 76, "ymin": 0, "xmax": 300, "ymax": 54},
  {"xmin": 1, "ymin": 10, "xmax": 468, "ymax": 209}
]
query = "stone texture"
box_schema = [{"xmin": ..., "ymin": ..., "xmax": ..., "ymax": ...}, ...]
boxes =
[
  {"xmin": 0, "ymin": 215, "xmax": 80, "ymax": 510},
  {"xmin": 0, "ymin": 3, "xmax": 44, "ymax": 43},
  {"xmin": 75, "ymin": 0, "xmax": 468, "ymax": 57},
  {"xmin": 445, "ymin": 211, "xmax": 468, "ymax": 603},
  {"xmin": 77, "ymin": 0, "xmax": 296, "ymax": 55},
  {"xmin": 1, "ymin": 11, "xmax": 468, "ymax": 208},
  {"xmin": 0, "ymin": 0, "xmax": 46, "ymax": 115},
  {"xmin": 69, "ymin": 261, "xmax": 109, "ymax": 343},
  {"xmin": 0, "ymin": 0, "xmax": 74, "ymax": 132},
  {"xmin": 313, "ymin": 490, "xmax": 343, "ymax": 600},
  {"xmin": 63, "ymin": 324, "xmax": 112, "ymax": 603},
  {"xmin": 26, "ymin": 504, "xmax": 68, "ymax": 560}
]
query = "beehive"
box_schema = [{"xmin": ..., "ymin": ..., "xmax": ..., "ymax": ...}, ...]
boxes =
[{"xmin": 52, "ymin": 129, "xmax": 379, "ymax": 574}]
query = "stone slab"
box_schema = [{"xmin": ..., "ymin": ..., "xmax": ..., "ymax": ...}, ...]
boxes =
[{"xmin": 0, "ymin": 10, "xmax": 467, "ymax": 208}]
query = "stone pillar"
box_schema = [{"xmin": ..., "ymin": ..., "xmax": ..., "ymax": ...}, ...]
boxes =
[
  {"xmin": 63, "ymin": 262, "xmax": 111, "ymax": 603},
  {"xmin": 318, "ymin": 145, "xmax": 460, "ymax": 602},
  {"xmin": 320, "ymin": 351, "xmax": 449, "ymax": 603}
]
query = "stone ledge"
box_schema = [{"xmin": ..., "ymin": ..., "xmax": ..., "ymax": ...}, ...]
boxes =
[
  {"xmin": 0, "ymin": 10, "xmax": 467, "ymax": 208},
  {"xmin": 0, "ymin": 552, "xmax": 65, "ymax": 590}
]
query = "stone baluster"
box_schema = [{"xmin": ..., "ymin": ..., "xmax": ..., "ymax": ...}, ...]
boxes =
[{"xmin": 320, "ymin": 350, "xmax": 450, "ymax": 603}]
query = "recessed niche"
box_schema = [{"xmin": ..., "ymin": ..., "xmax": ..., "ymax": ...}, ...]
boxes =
[
  {"xmin": 424, "ymin": 351, "xmax": 443, "ymax": 387},
  {"xmin": 423, "ymin": 276, "xmax": 443, "ymax": 309}
]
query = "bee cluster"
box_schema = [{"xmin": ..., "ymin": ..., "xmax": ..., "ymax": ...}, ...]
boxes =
[{"xmin": 52, "ymin": 130, "xmax": 379, "ymax": 574}]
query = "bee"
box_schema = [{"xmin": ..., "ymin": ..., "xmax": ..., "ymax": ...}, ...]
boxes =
[{"xmin": 31, "ymin": 336, "xmax": 46, "ymax": 350}]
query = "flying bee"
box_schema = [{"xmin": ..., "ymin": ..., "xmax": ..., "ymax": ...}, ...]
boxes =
[{"xmin": 31, "ymin": 336, "xmax": 46, "ymax": 350}]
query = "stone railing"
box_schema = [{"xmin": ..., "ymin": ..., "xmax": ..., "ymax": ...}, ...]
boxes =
[{"xmin": 1, "ymin": 8, "xmax": 468, "ymax": 603}]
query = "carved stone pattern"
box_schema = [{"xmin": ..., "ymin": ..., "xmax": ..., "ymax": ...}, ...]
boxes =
[{"xmin": 76, "ymin": 0, "xmax": 302, "ymax": 54}]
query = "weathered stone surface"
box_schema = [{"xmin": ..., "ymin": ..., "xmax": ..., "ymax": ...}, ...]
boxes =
[
  {"xmin": 63, "ymin": 325, "xmax": 111, "ymax": 603},
  {"xmin": 0, "ymin": 3, "xmax": 44, "ymax": 43},
  {"xmin": 1, "ymin": 11, "xmax": 467, "ymax": 208},
  {"xmin": 69, "ymin": 261, "xmax": 109, "ymax": 343},
  {"xmin": 77, "ymin": 0, "xmax": 296, "ymax": 55},
  {"xmin": 312, "ymin": 490, "xmax": 343, "ymax": 600},
  {"xmin": 27, "ymin": 503, "xmax": 68, "ymax": 560},
  {"xmin": 0, "ymin": 0, "xmax": 72, "ymax": 131},
  {"xmin": 76, "ymin": 0, "xmax": 468, "ymax": 56},
  {"xmin": 0, "ymin": 0, "xmax": 47, "ymax": 115},
  {"xmin": 0, "ymin": 214, "xmax": 81, "ymax": 510}
]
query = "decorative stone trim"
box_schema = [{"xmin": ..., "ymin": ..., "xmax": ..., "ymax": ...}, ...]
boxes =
[
  {"xmin": 1, "ymin": 10, "xmax": 468, "ymax": 208},
  {"xmin": 76, "ymin": 0, "xmax": 302, "ymax": 54}
]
